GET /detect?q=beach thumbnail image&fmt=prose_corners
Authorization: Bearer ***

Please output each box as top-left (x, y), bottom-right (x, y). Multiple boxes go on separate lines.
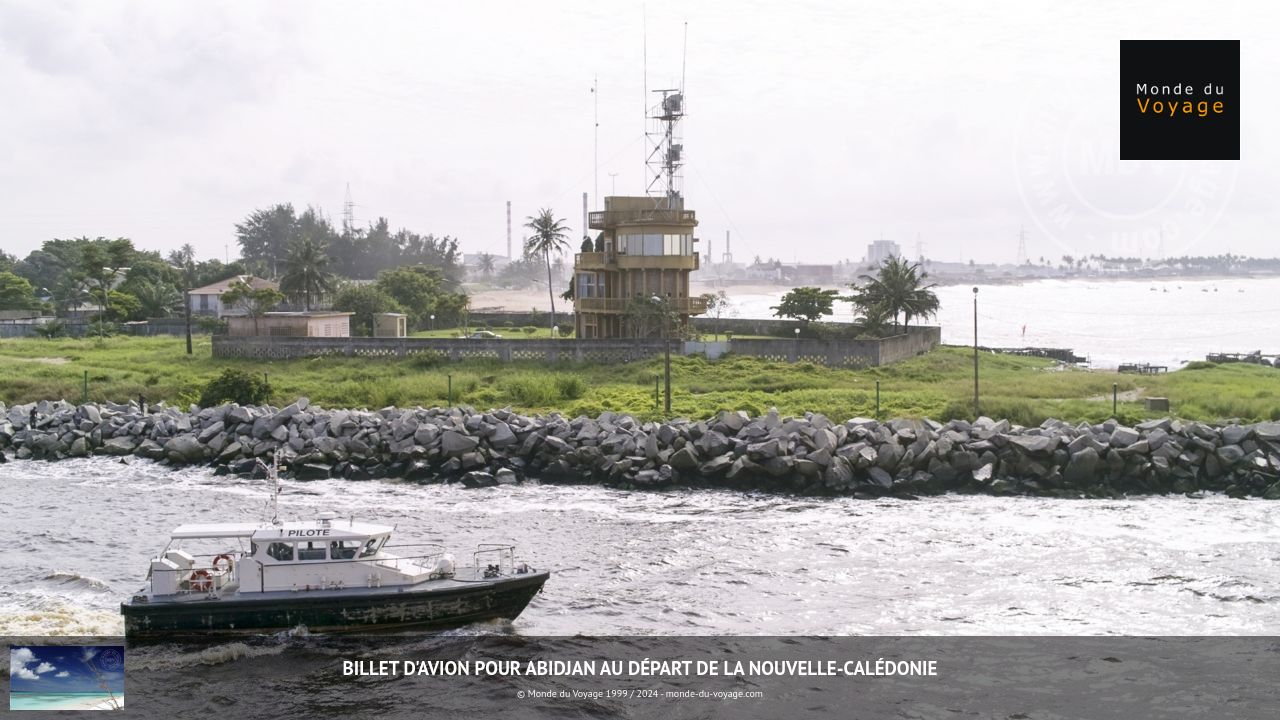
top-left (9, 645), bottom-right (124, 711)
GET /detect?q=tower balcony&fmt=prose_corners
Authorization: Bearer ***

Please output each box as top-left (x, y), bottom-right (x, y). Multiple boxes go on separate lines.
top-left (574, 253), bottom-right (700, 271)
top-left (588, 209), bottom-right (696, 229)
top-left (575, 296), bottom-right (709, 315)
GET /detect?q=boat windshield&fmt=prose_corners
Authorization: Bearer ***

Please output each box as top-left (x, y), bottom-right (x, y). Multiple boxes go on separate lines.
top-left (330, 540), bottom-right (361, 560)
top-left (360, 536), bottom-right (387, 557)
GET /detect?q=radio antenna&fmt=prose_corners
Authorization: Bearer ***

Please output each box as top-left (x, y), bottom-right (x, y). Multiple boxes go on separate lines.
top-left (642, 4), bottom-right (648, 181)
top-left (681, 21), bottom-right (688, 93)
top-left (269, 449), bottom-right (283, 525)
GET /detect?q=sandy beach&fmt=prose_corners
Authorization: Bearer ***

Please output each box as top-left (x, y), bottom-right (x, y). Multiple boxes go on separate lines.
top-left (9, 693), bottom-right (123, 710)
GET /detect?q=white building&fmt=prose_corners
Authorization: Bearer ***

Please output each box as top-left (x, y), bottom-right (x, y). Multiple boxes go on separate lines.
top-left (188, 275), bottom-right (277, 316)
top-left (865, 239), bottom-right (901, 268)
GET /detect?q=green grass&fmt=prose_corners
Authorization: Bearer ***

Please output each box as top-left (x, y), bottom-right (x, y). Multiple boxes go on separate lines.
top-left (0, 336), bottom-right (1277, 425)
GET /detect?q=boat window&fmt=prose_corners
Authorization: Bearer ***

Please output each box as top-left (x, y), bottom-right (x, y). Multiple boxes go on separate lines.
top-left (330, 540), bottom-right (361, 560)
top-left (359, 536), bottom-right (383, 558)
top-left (266, 542), bottom-right (294, 562)
top-left (298, 541), bottom-right (326, 562)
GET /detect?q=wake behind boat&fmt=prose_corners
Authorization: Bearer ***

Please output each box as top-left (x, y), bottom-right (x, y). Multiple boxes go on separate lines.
top-left (121, 458), bottom-right (548, 639)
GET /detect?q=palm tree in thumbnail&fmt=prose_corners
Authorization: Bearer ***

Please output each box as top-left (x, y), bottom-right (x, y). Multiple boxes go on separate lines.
top-left (523, 208), bottom-right (571, 332)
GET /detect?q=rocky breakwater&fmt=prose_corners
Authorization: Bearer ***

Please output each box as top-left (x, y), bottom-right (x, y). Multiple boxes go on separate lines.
top-left (3, 399), bottom-right (1280, 499)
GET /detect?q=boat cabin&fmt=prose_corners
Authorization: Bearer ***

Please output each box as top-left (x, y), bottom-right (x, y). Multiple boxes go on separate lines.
top-left (147, 511), bottom-right (445, 597)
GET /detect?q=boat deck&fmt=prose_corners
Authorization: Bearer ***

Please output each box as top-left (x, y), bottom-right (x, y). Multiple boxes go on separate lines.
top-left (128, 568), bottom-right (534, 607)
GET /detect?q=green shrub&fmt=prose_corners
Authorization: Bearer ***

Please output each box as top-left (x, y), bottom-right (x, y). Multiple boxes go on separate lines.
top-left (31, 321), bottom-right (66, 339)
top-left (85, 320), bottom-right (119, 338)
top-left (1183, 361), bottom-right (1216, 370)
top-left (194, 316), bottom-right (227, 334)
top-left (555, 375), bottom-right (587, 400)
top-left (199, 368), bottom-right (272, 407)
top-left (502, 373), bottom-right (560, 406)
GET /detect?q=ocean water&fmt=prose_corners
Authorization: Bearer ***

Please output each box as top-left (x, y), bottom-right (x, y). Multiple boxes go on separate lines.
top-left (9, 692), bottom-right (122, 710)
top-left (725, 276), bottom-right (1280, 368)
top-left (3, 458), bottom-right (1280, 638)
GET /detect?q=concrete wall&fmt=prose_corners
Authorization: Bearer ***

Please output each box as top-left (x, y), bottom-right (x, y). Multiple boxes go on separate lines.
top-left (213, 336), bottom-right (674, 363)
top-left (0, 319), bottom-right (196, 338)
top-left (212, 327), bottom-right (941, 368)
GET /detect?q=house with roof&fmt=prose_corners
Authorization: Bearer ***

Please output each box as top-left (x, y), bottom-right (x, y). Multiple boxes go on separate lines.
top-left (188, 275), bottom-right (278, 317)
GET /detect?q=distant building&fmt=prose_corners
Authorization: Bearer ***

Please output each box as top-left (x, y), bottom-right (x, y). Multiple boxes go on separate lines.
top-left (744, 259), bottom-right (783, 282)
top-left (865, 240), bottom-right (901, 268)
top-left (373, 312), bottom-right (408, 338)
top-left (571, 195), bottom-right (707, 339)
top-left (782, 264), bottom-right (835, 285)
top-left (227, 311), bottom-right (352, 338)
top-left (188, 275), bottom-right (278, 317)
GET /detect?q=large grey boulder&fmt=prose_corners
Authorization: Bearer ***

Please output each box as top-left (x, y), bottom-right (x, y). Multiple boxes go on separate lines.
top-left (441, 430), bottom-right (479, 457)
top-left (101, 436), bottom-right (137, 455)
top-left (1063, 446), bottom-right (1101, 485)
top-left (163, 435), bottom-right (205, 463)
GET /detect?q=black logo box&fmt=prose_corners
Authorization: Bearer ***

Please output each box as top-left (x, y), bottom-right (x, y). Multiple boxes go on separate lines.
top-left (1120, 39), bottom-right (1239, 160)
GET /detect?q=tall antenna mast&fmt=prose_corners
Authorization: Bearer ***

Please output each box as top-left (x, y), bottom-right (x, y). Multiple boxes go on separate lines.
top-left (642, 5), bottom-right (647, 183)
top-left (681, 21), bottom-right (688, 94)
top-left (645, 22), bottom-right (687, 203)
top-left (1016, 225), bottom-right (1029, 266)
top-left (592, 76), bottom-right (599, 210)
top-left (342, 183), bottom-right (356, 234)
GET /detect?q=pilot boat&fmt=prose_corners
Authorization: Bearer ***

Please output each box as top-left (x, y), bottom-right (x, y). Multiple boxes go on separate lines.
top-left (120, 461), bottom-right (548, 639)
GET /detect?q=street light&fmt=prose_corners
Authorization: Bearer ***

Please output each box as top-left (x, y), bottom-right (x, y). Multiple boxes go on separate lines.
top-left (651, 295), bottom-right (671, 415)
top-left (972, 287), bottom-right (980, 419)
top-left (794, 326), bottom-right (800, 361)
top-left (430, 314), bottom-right (435, 332)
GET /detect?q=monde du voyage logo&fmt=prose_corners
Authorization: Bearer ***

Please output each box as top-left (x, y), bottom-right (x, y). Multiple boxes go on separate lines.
top-left (1120, 40), bottom-right (1239, 160)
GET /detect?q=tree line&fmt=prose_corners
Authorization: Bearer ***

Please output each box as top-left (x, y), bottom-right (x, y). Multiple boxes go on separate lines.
top-left (235, 203), bottom-right (463, 284)
top-left (0, 202), bottom-right (470, 334)
top-left (771, 257), bottom-right (940, 336)
top-left (0, 237), bottom-right (246, 319)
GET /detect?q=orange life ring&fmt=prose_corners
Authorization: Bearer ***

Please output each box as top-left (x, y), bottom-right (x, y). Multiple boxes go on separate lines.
top-left (189, 569), bottom-right (213, 593)
top-left (213, 554), bottom-right (234, 572)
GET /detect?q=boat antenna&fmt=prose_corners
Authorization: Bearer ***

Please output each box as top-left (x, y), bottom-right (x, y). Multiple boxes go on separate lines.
top-left (270, 449), bottom-right (283, 526)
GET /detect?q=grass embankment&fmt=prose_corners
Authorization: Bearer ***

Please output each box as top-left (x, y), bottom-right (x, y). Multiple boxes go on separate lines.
top-left (0, 336), bottom-right (1277, 425)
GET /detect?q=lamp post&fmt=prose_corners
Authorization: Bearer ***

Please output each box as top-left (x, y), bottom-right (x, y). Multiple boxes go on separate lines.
top-left (652, 295), bottom-right (671, 415)
top-left (429, 314), bottom-right (435, 332)
top-left (183, 289), bottom-right (193, 355)
top-left (972, 286), bottom-right (980, 419)
top-left (794, 326), bottom-right (800, 361)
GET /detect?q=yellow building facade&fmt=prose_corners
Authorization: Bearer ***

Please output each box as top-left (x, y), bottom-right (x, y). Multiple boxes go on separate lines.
top-left (573, 195), bottom-right (708, 339)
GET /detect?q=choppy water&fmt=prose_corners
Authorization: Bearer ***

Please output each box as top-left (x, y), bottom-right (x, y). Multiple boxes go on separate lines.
top-left (3, 458), bottom-right (1280, 638)
top-left (728, 276), bottom-right (1280, 368)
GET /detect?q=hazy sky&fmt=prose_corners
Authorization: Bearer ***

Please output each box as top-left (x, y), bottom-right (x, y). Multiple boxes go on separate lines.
top-left (2, 1), bottom-right (1276, 265)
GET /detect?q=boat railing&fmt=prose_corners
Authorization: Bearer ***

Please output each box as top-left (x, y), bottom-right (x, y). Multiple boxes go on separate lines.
top-left (259, 550), bottom-right (453, 591)
top-left (473, 544), bottom-right (518, 577)
top-left (149, 564), bottom-right (235, 596)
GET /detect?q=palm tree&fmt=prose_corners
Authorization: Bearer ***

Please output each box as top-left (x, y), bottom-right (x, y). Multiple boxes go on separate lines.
top-left (478, 252), bottom-right (496, 278)
top-left (279, 236), bottom-right (335, 310)
top-left (847, 256), bottom-right (939, 332)
top-left (167, 244), bottom-right (196, 268)
top-left (523, 208), bottom-right (571, 331)
top-left (132, 280), bottom-right (182, 318)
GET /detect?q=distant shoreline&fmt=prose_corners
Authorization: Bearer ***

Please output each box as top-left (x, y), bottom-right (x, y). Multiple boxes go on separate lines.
top-left (467, 273), bottom-right (1280, 312)
top-left (9, 692), bottom-right (122, 711)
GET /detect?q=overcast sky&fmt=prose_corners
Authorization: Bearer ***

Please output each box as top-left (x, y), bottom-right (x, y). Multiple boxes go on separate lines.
top-left (2, 1), bottom-right (1276, 265)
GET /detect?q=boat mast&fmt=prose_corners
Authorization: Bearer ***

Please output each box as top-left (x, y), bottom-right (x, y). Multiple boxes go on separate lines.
top-left (270, 449), bottom-right (283, 526)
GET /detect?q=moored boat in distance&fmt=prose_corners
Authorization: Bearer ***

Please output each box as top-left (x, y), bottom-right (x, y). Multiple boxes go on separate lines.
top-left (121, 459), bottom-right (548, 639)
